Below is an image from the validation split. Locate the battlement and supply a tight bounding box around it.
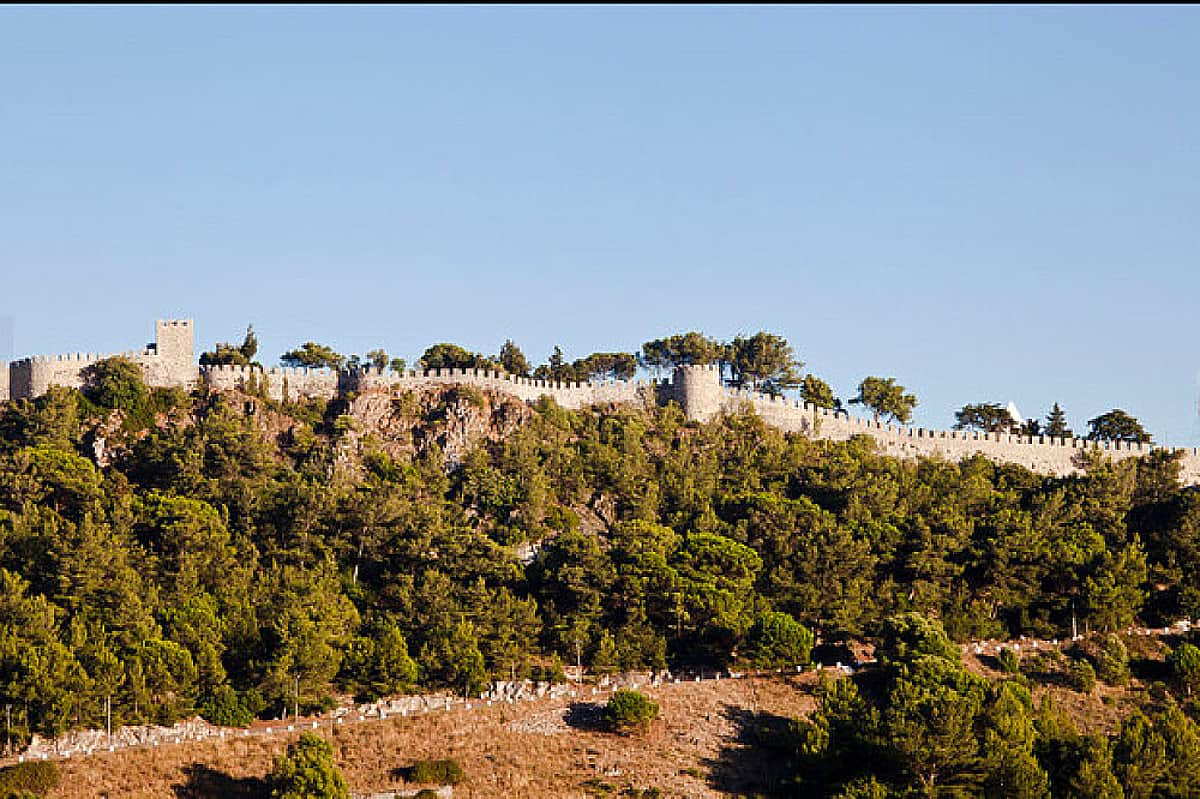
[3,320,197,401]
[198,363,658,407]
[192,357,1200,481]
[5,321,1196,484]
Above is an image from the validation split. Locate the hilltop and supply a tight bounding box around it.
[4,351,1200,795]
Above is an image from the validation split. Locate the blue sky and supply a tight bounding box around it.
[2,6,1199,443]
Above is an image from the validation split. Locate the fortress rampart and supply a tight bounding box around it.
[3,322,1197,482]
[199,363,661,410]
[670,364,1200,483]
[1,320,197,401]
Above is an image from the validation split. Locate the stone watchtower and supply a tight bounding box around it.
[672,364,726,422]
[140,319,198,388]
[153,319,194,363]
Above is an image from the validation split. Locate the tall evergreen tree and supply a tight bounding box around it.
[1045,403,1072,438]
[498,340,531,377]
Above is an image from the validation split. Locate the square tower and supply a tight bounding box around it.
[155,319,194,361]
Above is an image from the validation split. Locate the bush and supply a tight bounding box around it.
[744,611,814,668]
[414,791,440,799]
[1070,659,1097,693]
[0,762,60,797]
[81,356,154,429]
[997,647,1020,674]
[604,689,660,735]
[268,732,348,799]
[409,758,465,785]
[199,684,255,727]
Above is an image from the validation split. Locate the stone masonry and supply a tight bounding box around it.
[2,320,198,400]
[3,321,1199,483]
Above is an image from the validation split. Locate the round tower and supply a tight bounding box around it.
[673,364,725,422]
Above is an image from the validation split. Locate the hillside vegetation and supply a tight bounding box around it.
[4,357,1200,795]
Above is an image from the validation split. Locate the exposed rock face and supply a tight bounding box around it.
[341,384,533,469]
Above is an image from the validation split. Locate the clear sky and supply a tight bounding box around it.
[3,6,1199,443]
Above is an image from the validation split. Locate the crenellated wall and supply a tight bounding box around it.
[5,321,1196,483]
[201,364,340,401]
[199,361,1200,482]
[674,365,1200,483]
[199,364,662,409]
[3,321,197,400]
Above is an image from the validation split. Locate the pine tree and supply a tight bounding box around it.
[1045,403,1073,439]
[548,346,567,381]
[800,374,839,410]
[1113,712,1168,799]
[498,340,530,377]
[592,631,620,676]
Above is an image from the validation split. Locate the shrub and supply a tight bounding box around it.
[876,612,960,667]
[81,356,154,429]
[199,684,255,727]
[604,689,660,735]
[997,647,1020,674]
[409,758,465,786]
[268,732,348,799]
[414,791,440,799]
[1070,659,1097,693]
[0,761,60,797]
[744,611,814,668]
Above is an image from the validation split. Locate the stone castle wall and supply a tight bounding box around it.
[200,364,660,410]
[676,364,1200,483]
[4,322,1197,482]
[201,360,1200,481]
[2,320,198,400]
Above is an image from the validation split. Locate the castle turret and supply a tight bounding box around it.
[672,364,725,422]
[154,319,193,362]
[148,319,198,387]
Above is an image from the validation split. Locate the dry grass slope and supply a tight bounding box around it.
[49,675,817,799]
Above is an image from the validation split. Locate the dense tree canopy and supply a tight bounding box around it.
[0,362,1195,765]
[850,377,917,424]
[783,612,1200,798]
[530,348,638,383]
[954,403,1016,434]
[199,325,259,367]
[640,332,725,372]
[280,342,346,371]
[641,330,806,396]
[729,332,803,394]
[418,343,496,372]
[1088,409,1152,444]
